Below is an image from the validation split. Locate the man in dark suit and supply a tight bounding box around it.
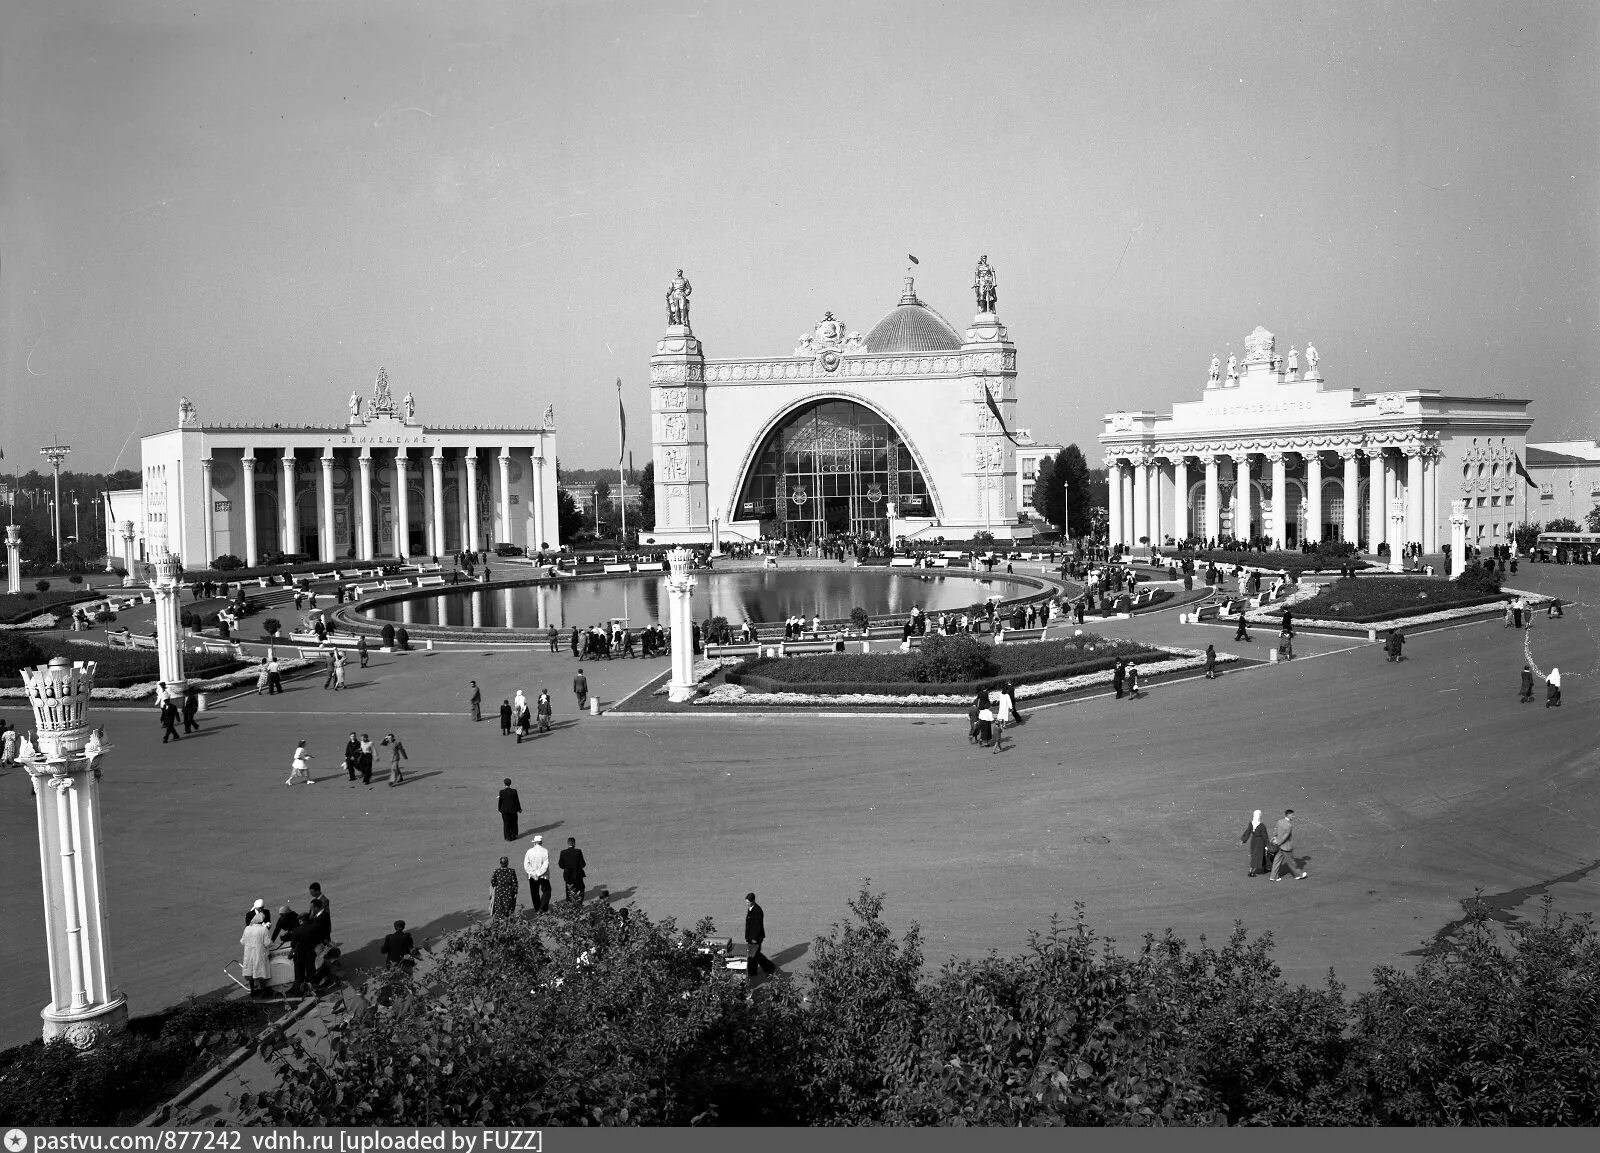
[497,778,521,841]
[558,836,586,903]
[744,893,776,976]
[381,919,414,967]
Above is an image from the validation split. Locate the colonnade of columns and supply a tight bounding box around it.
[209,445,550,567]
[1104,445,1440,554]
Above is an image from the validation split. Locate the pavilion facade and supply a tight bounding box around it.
[1099,327,1535,553]
[138,371,560,568]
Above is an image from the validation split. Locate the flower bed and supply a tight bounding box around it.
[0,588,101,624]
[1191,549,1371,577]
[698,647,1234,707]
[1251,576,1503,623]
[0,639,246,690]
[725,633,1170,698]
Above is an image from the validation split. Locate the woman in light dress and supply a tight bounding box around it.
[240,907,273,994]
[286,740,315,786]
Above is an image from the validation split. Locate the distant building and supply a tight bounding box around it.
[560,482,643,515]
[1012,431,1063,528]
[1525,441,1600,527]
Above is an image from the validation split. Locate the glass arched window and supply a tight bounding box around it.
[736,399,932,541]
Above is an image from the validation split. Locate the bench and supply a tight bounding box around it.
[338,569,366,580]
[889,557,919,568]
[382,579,411,591]
[705,643,763,659]
[416,574,447,587]
[419,563,443,573]
[603,564,632,574]
[129,634,158,650]
[781,640,845,655]
[997,627,1047,643]
[634,561,664,572]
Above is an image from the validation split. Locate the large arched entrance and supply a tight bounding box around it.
[735,399,934,541]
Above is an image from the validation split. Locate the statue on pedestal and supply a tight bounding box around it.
[1226,354,1238,381]
[665,269,692,327]
[349,392,362,421]
[973,255,998,314]
[177,397,197,427]
[372,367,395,414]
[1208,355,1221,383]
[1287,346,1300,376]
[1305,344,1320,377]
[403,392,416,420]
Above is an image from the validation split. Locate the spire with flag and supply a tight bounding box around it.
[981,379,1019,445]
[617,378,627,467]
[1513,451,1538,488]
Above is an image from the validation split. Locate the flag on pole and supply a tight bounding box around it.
[1513,452,1538,488]
[907,254,919,265]
[982,384,1019,445]
[616,378,626,467]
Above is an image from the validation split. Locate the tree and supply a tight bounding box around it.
[1033,456,1062,532]
[556,489,583,543]
[1051,445,1094,539]
[636,461,656,529]
[1588,506,1600,533]
[591,481,613,534]
[1544,517,1581,533]
[1512,522,1542,552]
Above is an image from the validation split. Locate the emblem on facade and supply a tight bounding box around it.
[178,397,197,427]
[662,414,687,441]
[658,387,687,411]
[1375,393,1405,416]
[663,447,688,480]
[1110,412,1134,432]
[1244,326,1275,362]
[371,367,397,415]
[789,486,809,506]
[543,404,556,428]
[795,311,865,363]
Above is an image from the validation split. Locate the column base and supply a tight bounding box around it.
[43,995,128,1048]
[667,683,697,703]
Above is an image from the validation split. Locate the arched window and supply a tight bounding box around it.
[736,399,932,541]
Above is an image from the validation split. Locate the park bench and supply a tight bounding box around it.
[129,634,158,650]
[634,561,664,571]
[416,574,447,587]
[780,640,845,656]
[1192,604,1222,622]
[889,557,919,568]
[603,564,632,574]
[382,579,411,591]
[705,643,763,660]
[997,627,1047,643]
[419,562,443,573]
[338,569,365,580]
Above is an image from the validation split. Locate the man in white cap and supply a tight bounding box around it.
[244,897,267,926]
[523,834,551,913]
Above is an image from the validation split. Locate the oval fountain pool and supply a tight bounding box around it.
[360,568,1030,630]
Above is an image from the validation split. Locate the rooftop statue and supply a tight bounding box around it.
[403,391,416,420]
[349,391,362,420]
[973,254,998,314]
[666,269,692,327]
[372,366,395,413]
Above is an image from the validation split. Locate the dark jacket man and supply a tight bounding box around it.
[381,921,414,966]
[558,837,587,903]
[744,893,775,975]
[497,778,522,841]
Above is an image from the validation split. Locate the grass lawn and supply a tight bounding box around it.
[1270,576,1504,622]
[0,638,242,686]
[1192,549,1371,577]
[0,588,98,623]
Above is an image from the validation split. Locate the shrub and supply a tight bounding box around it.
[850,606,869,632]
[915,634,992,683]
[68,573,83,585]
[211,554,244,571]
[1453,565,1502,595]
[262,618,282,636]
[380,623,396,648]
[0,633,48,677]
[35,580,49,592]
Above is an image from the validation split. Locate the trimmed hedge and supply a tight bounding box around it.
[0,588,102,624]
[0,640,242,686]
[1265,576,1505,623]
[179,560,407,583]
[726,633,1169,697]
[1193,549,1372,577]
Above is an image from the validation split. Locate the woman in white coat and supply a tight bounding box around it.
[240,908,273,994]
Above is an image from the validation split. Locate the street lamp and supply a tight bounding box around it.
[72,495,80,545]
[39,441,72,564]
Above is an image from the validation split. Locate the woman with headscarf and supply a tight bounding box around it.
[969,689,989,746]
[1545,666,1562,708]
[1239,810,1270,876]
[490,856,519,918]
[240,907,273,995]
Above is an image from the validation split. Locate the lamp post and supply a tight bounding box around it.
[40,441,72,564]
[72,495,80,546]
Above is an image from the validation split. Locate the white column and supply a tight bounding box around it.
[430,449,446,558]
[498,452,512,547]
[1449,500,1469,577]
[357,450,375,562]
[465,451,482,553]
[200,459,216,567]
[1305,452,1323,547]
[1204,455,1221,544]
[1107,460,1124,548]
[1369,451,1387,551]
[1421,451,1436,552]
[1406,449,1424,552]
[394,449,411,560]
[1172,456,1189,543]
[319,454,336,563]
[241,454,259,567]
[665,548,699,702]
[531,451,547,549]
[151,550,186,690]
[1269,453,1287,548]
[1342,451,1361,545]
[1232,454,1251,541]
[6,526,21,594]
[281,453,298,556]
[1132,458,1150,549]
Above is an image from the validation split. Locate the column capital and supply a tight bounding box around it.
[465,452,480,470]
[498,453,513,464]
[241,456,257,471]
[1265,451,1286,465]
[1339,447,1360,461]
[320,453,334,469]
[432,446,446,460]
[358,450,373,465]
[1403,445,1421,458]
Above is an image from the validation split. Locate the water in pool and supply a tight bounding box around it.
[362,568,1022,630]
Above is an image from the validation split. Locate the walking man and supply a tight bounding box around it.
[558,836,587,903]
[1112,659,1126,700]
[160,695,182,743]
[573,668,588,711]
[499,699,513,736]
[497,778,522,841]
[181,686,201,733]
[267,655,283,694]
[382,732,408,785]
[469,681,482,723]
[1205,643,1218,679]
[744,892,776,976]
[523,834,551,912]
[323,649,337,690]
[1233,608,1250,642]
[536,689,553,733]
[357,635,370,668]
[548,626,559,653]
[1268,809,1308,881]
[1518,663,1535,704]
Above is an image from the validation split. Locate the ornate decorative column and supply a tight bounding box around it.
[430,449,446,557]
[652,293,709,539]
[498,452,513,549]
[465,451,482,554]
[6,525,21,594]
[200,459,216,568]
[1172,456,1189,542]
[665,548,699,702]
[1389,500,1407,572]
[394,449,411,560]
[357,450,375,561]
[149,540,186,691]
[1204,455,1221,543]
[1421,449,1437,552]
[1304,452,1323,547]
[319,453,336,563]
[281,453,298,556]
[531,451,547,549]
[120,522,136,580]
[1268,452,1288,548]
[20,657,128,1045]
[1132,456,1151,549]
[1106,459,1124,549]
[241,454,259,567]
[1231,454,1251,541]
[1449,499,1469,577]
[1368,450,1388,552]
[1342,450,1361,545]
[1405,448,1424,552]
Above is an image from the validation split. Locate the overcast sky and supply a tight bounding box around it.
[3,0,1596,474]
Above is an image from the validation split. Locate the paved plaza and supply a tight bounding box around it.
[2,564,1597,1050]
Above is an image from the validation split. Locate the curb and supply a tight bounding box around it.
[138,995,320,1127]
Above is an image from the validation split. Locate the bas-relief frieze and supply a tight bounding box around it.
[1102,430,1442,463]
[661,413,687,441]
[699,349,1014,385]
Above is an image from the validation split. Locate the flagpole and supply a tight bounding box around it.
[617,379,628,546]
